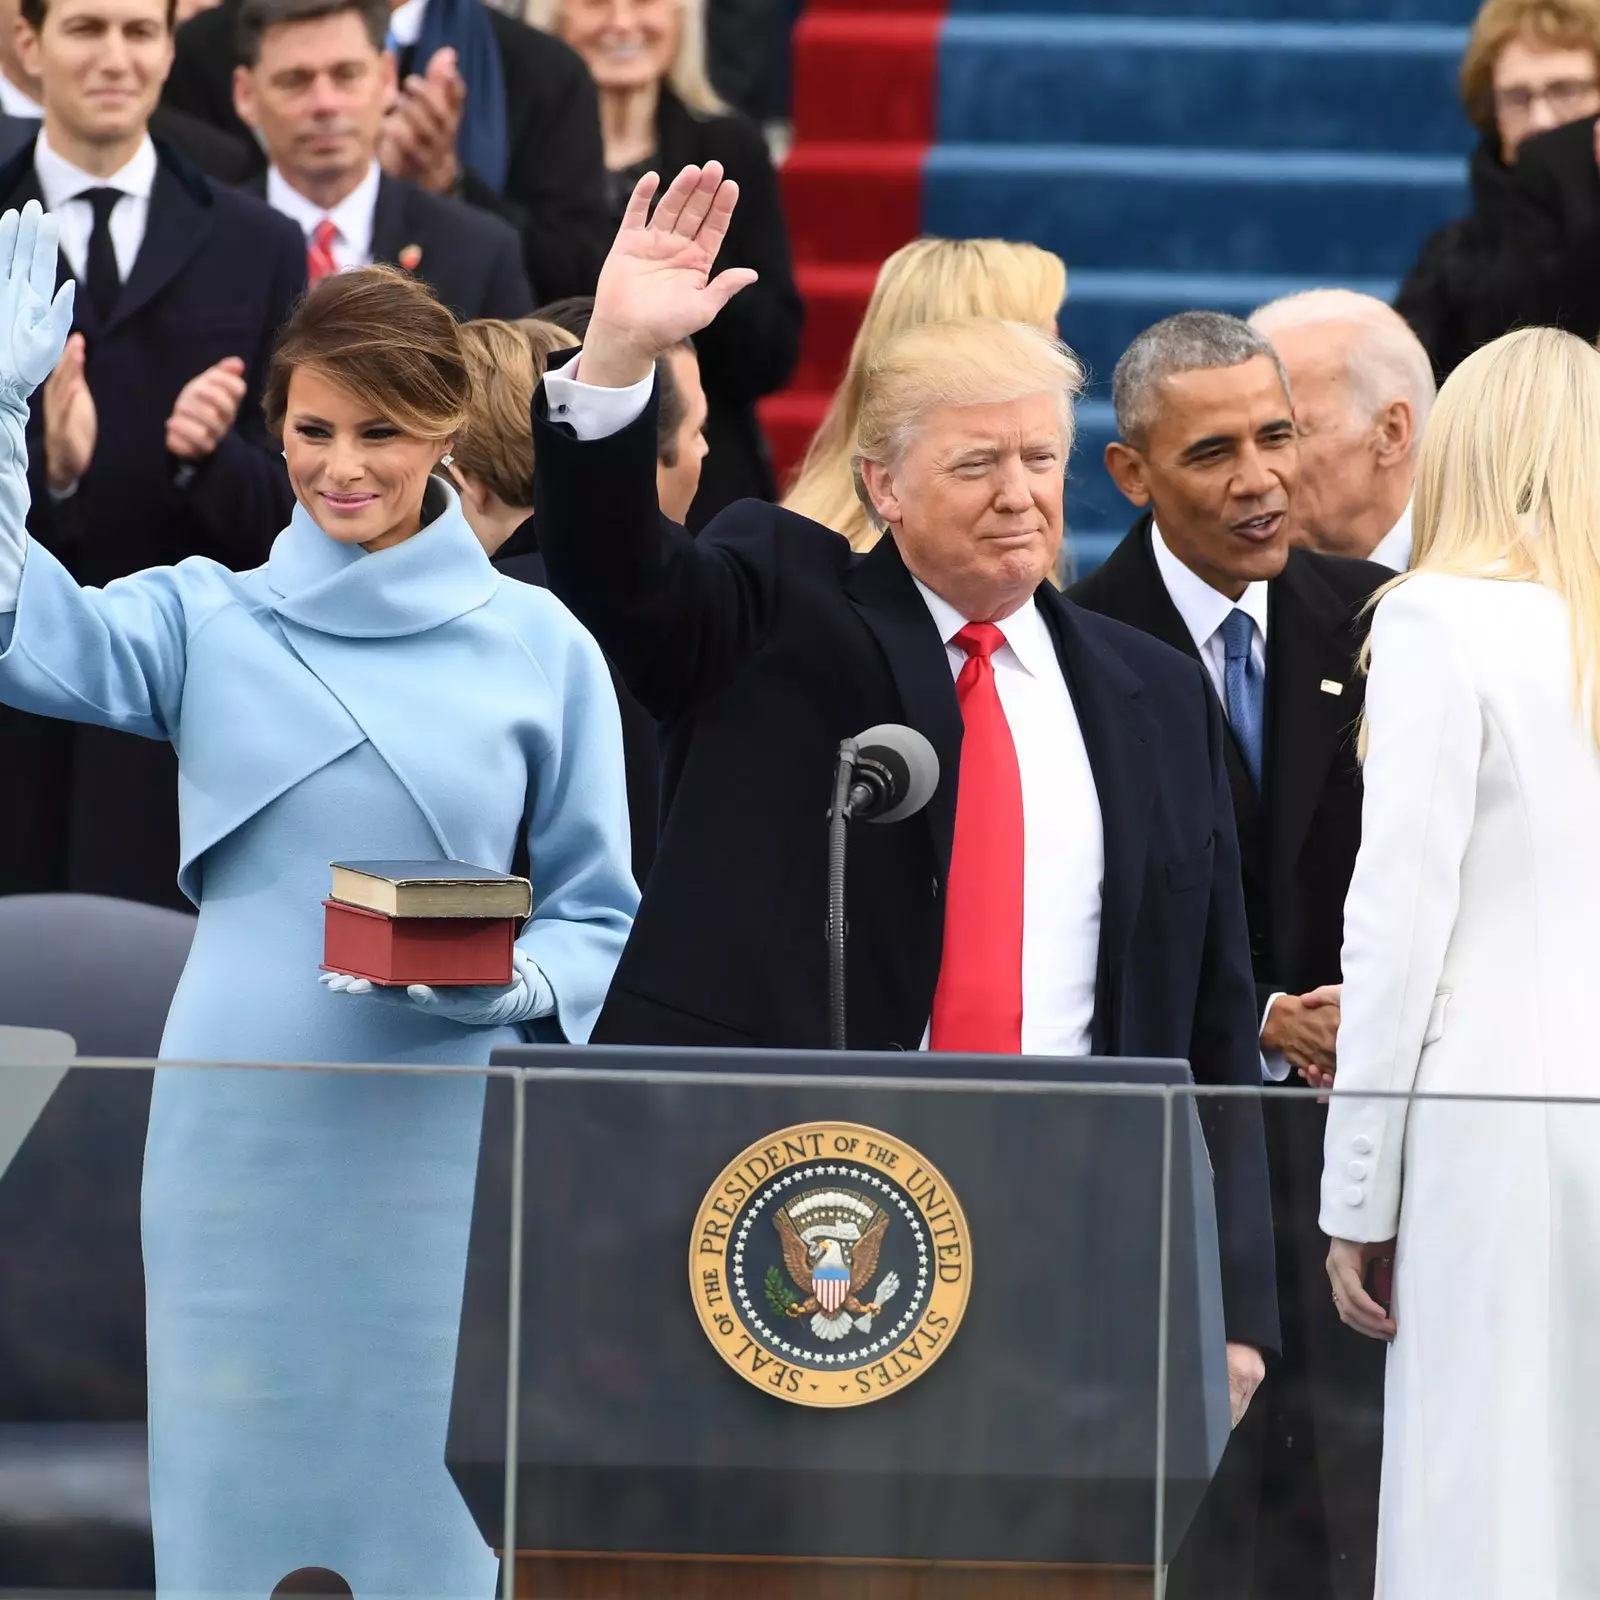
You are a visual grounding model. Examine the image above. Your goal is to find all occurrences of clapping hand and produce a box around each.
[43,332,95,492]
[165,357,248,461]
[579,162,758,390]
[0,202,75,404]
[378,46,464,195]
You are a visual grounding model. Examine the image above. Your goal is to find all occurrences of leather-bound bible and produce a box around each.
[321,861,530,986]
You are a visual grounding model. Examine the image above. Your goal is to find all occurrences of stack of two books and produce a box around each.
[321,861,532,987]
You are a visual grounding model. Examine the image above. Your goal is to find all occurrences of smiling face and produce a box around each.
[20,0,172,162]
[233,9,392,205]
[862,393,1066,623]
[557,0,679,93]
[1105,354,1297,599]
[281,365,448,551]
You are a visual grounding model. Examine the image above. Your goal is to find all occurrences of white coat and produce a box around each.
[1322,572,1600,1599]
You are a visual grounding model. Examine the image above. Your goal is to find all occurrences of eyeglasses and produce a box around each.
[1493,77,1600,116]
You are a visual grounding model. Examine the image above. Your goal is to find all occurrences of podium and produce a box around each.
[447,1048,1231,1598]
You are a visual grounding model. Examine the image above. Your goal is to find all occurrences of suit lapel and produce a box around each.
[842,537,963,876]
[104,160,215,335]
[1264,552,1361,881]
[1038,587,1157,1050]
[369,174,410,270]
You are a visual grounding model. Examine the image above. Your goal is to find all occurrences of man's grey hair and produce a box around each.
[1112,312,1291,450]
[1249,288,1436,455]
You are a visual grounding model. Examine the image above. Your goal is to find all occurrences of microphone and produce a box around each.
[826,724,941,1049]
[844,724,940,824]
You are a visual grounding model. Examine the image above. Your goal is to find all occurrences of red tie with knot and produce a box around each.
[307,219,339,286]
[929,621,1025,1054]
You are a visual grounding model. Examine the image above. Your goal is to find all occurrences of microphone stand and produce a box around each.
[826,737,859,1051]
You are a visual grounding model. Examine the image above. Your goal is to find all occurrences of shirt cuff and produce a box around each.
[542,362,655,442]
[1260,991,1290,1083]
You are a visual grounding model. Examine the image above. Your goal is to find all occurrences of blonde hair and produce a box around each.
[853,317,1083,532]
[1370,326,1600,749]
[452,317,579,509]
[785,237,1068,551]
[1459,0,1600,136]
[522,0,727,115]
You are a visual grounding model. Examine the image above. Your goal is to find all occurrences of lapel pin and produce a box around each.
[1320,679,1344,696]
[397,243,423,272]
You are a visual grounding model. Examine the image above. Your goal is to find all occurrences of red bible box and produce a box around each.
[321,900,516,986]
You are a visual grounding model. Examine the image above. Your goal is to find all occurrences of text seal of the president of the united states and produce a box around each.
[690,1121,972,1408]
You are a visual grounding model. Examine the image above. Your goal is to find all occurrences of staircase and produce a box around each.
[766,0,1473,572]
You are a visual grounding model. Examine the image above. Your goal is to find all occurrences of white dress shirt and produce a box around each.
[1369,500,1413,572]
[0,77,40,119]
[267,160,381,273]
[543,360,1108,1057]
[33,128,156,283]
[1149,520,1286,1081]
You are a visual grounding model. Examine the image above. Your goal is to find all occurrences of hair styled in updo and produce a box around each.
[263,267,470,442]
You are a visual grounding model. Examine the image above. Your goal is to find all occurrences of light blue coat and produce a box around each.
[0,466,638,1595]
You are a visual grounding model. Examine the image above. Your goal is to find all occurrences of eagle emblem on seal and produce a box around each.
[773,1188,901,1342]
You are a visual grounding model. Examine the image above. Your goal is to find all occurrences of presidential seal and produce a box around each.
[689,1122,971,1408]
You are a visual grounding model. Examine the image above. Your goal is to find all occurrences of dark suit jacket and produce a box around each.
[533,369,1279,1354]
[243,169,533,322]
[653,87,801,529]
[1506,113,1600,344]
[1071,516,1388,1600]
[492,516,659,884]
[164,0,612,301]
[0,140,306,910]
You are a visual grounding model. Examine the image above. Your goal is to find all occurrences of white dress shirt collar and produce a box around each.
[911,577,1059,680]
[1369,499,1413,572]
[0,75,40,120]
[34,128,157,212]
[1150,518,1269,652]
[387,0,428,47]
[266,160,381,270]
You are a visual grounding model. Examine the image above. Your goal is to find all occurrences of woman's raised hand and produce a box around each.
[580,163,758,389]
[0,202,74,402]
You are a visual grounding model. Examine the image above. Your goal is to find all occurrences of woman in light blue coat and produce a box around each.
[0,206,638,1597]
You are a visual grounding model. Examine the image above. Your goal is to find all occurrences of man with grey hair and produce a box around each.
[1071,309,1387,1600]
[1251,289,1435,571]
[535,167,1280,1427]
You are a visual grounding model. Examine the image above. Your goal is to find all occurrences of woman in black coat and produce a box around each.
[525,0,801,529]
[1395,0,1600,381]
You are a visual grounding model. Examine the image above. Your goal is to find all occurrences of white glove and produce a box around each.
[318,946,556,1029]
[0,202,75,404]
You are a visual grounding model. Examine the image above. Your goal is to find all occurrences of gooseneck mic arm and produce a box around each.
[825,725,941,1051]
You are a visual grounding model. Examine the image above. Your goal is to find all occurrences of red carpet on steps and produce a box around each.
[760,2,945,491]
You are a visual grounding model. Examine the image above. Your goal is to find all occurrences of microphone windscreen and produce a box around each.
[854,724,940,823]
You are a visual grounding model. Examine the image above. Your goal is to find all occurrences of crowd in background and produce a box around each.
[5,0,1600,1593]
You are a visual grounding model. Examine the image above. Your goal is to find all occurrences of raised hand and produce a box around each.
[580,162,759,389]
[0,202,75,402]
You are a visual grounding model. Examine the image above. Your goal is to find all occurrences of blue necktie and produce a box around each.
[1219,607,1263,788]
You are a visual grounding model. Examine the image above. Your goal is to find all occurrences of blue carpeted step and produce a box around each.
[1068,398,1131,546]
[939,18,1468,155]
[924,145,1467,278]
[950,0,1475,22]
[1060,268,1399,393]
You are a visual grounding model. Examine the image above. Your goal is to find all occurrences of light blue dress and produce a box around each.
[0,464,639,1597]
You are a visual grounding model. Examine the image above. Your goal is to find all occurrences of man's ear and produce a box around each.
[446,461,489,515]
[1104,440,1153,508]
[13,16,40,87]
[232,63,258,131]
[858,457,902,531]
[1373,398,1414,469]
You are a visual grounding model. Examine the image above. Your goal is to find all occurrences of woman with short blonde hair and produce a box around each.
[786,237,1068,551]
[1323,325,1600,1594]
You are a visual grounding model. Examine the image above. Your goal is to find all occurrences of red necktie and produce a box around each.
[307,219,339,285]
[929,622,1025,1054]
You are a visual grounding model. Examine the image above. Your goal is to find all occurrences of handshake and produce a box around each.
[1263,984,1341,1088]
